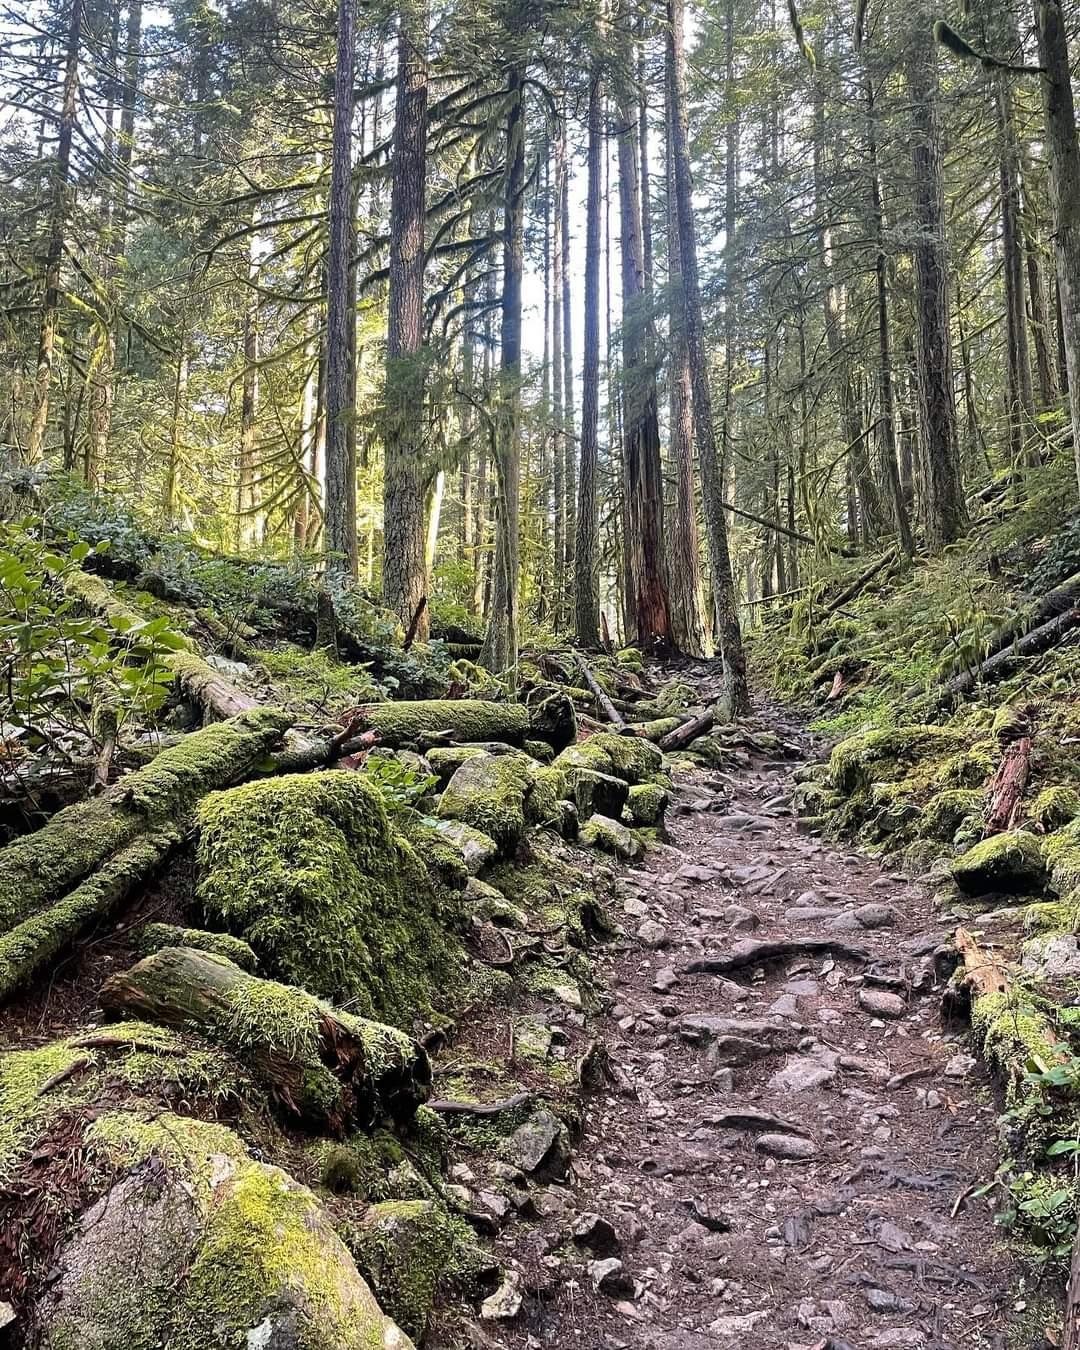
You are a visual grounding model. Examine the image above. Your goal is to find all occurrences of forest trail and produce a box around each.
[501,701,1020,1350]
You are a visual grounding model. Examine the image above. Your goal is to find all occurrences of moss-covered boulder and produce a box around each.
[563,766,628,821]
[553,731,662,786]
[829,726,965,796]
[919,789,983,842]
[1046,818,1080,902]
[348,1199,488,1340]
[196,772,461,1022]
[580,813,643,861]
[1032,786,1080,833]
[654,680,696,716]
[429,819,498,875]
[528,690,577,751]
[951,830,1047,895]
[437,753,533,853]
[40,1111,414,1350]
[425,744,490,785]
[625,782,669,828]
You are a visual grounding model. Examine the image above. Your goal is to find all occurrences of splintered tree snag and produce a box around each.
[402,596,428,651]
[576,654,626,728]
[658,706,715,753]
[823,547,900,615]
[100,947,432,1130]
[0,710,291,934]
[984,733,1034,836]
[681,937,870,976]
[953,926,1008,1001]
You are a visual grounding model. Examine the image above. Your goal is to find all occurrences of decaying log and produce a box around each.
[823,548,899,615]
[0,709,291,936]
[576,655,626,729]
[984,733,1034,836]
[100,946,431,1130]
[942,581,1080,701]
[953,926,1009,1002]
[427,1091,533,1117]
[349,698,531,749]
[681,937,870,977]
[658,707,715,753]
[954,926,1065,1074]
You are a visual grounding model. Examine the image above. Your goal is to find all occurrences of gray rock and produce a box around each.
[789,906,842,923]
[571,1212,619,1253]
[858,989,906,1019]
[588,1256,634,1296]
[652,966,679,993]
[504,1107,569,1176]
[755,1132,817,1160]
[581,812,643,861]
[432,818,498,875]
[481,1270,523,1321]
[852,902,897,929]
[767,994,800,1018]
[723,904,759,931]
[769,1047,840,1092]
[564,766,628,821]
[944,1051,977,1079]
[708,1310,770,1336]
[637,919,668,948]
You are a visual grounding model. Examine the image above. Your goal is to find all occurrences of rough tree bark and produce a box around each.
[382,0,430,635]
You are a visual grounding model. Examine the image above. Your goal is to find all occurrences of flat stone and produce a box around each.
[652,966,679,993]
[858,989,906,1019]
[723,904,759,931]
[623,897,649,918]
[637,919,668,949]
[782,979,819,998]
[789,906,842,923]
[867,1330,926,1348]
[755,1132,817,1160]
[768,994,800,1018]
[769,1047,839,1092]
[589,1256,634,1296]
[944,1051,978,1079]
[481,1270,523,1320]
[853,902,898,930]
[708,1310,771,1336]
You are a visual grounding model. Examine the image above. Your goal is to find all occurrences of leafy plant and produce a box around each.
[0,525,184,793]
[359,752,438,814]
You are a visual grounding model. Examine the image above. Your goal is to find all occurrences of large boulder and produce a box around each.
[196,772,461,1022]
[437,753,565,854]
[39,1112,413,1350]
[552,732,662,785]
[828,726,965,795]
[951,830,1047,895]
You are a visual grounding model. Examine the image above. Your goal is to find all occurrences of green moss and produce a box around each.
[437,752,533,852]
[919,789,983,842]
[488,838,612,944]
[136,923,258,970]
[87,1109,246,1173]
[0,1041,95,1181]
[992,704,1028,739]
[1032,786,1080,832]
[426,745,488,783]
[654,680,696,716]
[615,647,643,670]
[624,716,683,741]
[952,831,1047,894]
[625,782,669,827]
[260,644,381,713]
[362,698,529,747]
[197,770,462,1023]
[395,811,473,887]
[932,739,998,788]
[0,709,290,932]
[580,813,643,860]
[553,731,661,785]
[523,738,555,762]
[972,989,1059,1091]
[1046,818,1080,901]
[526,764,567,828]
[829,725,965,795]
[1023,900,1080,933]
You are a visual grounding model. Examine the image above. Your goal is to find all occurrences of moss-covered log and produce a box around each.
[0,709,291,934]
[100,947,431,1130]
[355,699,531,749]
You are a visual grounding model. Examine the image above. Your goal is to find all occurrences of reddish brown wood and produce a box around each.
[658,707,715,753]
[984,734,1033,835]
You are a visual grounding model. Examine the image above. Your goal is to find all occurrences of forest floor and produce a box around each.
[492,687,1037,1350]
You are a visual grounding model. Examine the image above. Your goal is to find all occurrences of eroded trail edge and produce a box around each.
[496,705,1019,1350]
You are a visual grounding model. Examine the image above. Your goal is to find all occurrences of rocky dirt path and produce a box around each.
[498,705,1024,1350]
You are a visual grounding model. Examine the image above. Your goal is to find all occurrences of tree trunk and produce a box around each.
[996,76,1035,465]
[575,69,603,647]
[237,228,261,550]
[481,66,525,677]
[27,0,84,464]
[324,0,359,578]
[666,0,749,713]
[382,0,429,633]
[101,947,431,1130]
[1033,0,1080,490]
[552,126,566,630]
[561,113,577,617]
[616,60,671,650]
[908,16,966,547]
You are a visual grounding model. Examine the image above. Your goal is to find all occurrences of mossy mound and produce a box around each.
[951,830,1047,895]
[361,699,529,748]
[653,680,696,716]
[829,726,966,796]
[437,753,534,853]
[136,923,259,971]
[41,1111,414,1350]
[580,813,643,861]
[1032,786,1080,832]
[553,731,662,786]
[196,771,462,1023]
[1045,818,1080,901]
[625,782,669,828]
[919,789,984,843]
[487,835,613,945]
[528,690,578,751]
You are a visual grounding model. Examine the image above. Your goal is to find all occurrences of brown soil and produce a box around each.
[477,702,1041,1350]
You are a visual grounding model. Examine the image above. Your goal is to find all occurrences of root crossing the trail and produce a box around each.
[492,704,1017,1350]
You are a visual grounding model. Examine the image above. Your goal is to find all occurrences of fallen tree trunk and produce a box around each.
[100,946,431,1130]
[942,606,1080,701]
[350,698,531,749]
[576,655,626,729]
[0,709,291,934]
[0,828,179,1000]
[658,707,715,753]
[823,548,899,616]
[681,937,870,977]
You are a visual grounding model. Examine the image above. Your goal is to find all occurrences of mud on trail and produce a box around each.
[490,703,1025,1350]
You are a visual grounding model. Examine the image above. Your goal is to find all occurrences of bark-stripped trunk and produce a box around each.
[382,0,429,631]
[324,0,358,578]
[27,0,84,464]
[574,69,603,647]
[667,0,748,713]
[908,18,966,547]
